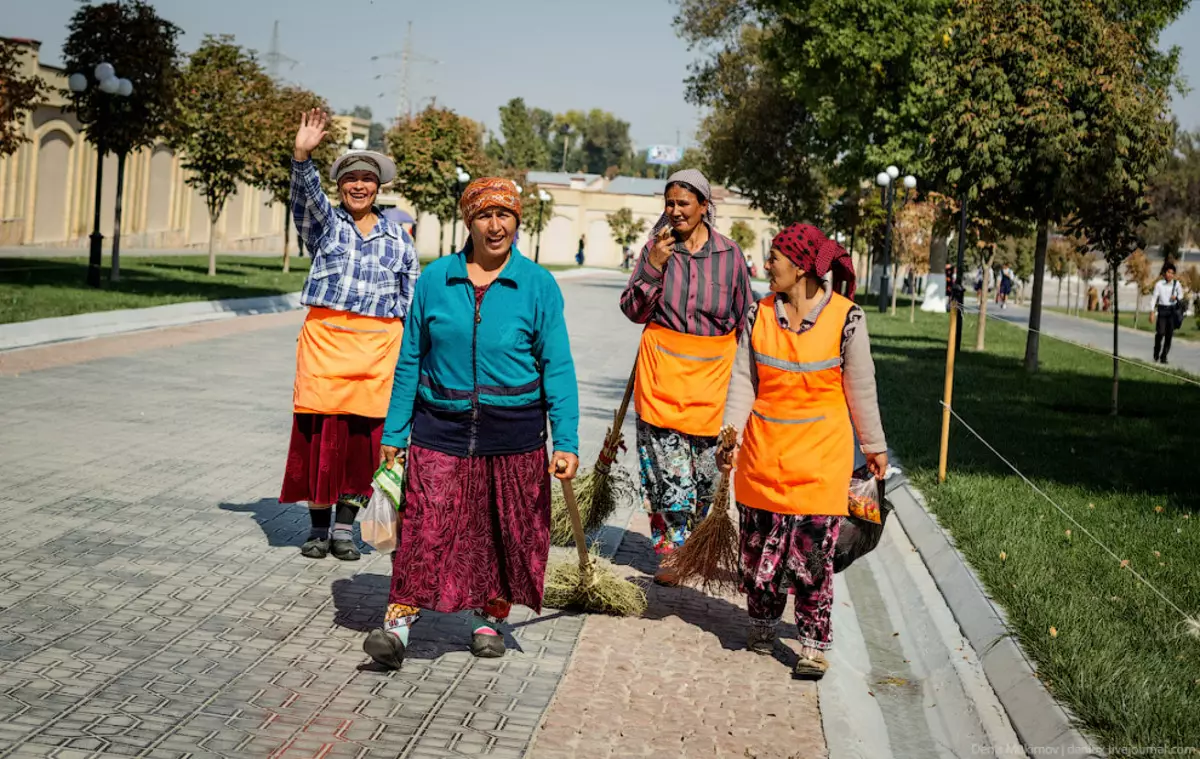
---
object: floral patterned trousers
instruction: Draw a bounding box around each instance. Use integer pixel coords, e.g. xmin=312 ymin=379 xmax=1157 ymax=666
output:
xmin=739 ymin=504 xmax=840 ymax=651
xmin=636 ymin=419 xmax=719 ymax=555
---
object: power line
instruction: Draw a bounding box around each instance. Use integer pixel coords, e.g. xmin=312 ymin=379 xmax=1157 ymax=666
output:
xmin=370 ymin=21 xmax=439 ymax=125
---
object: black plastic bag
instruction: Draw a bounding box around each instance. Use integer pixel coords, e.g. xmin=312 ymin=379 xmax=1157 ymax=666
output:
xmin=833 ymin=467 xmax=892 ymax=574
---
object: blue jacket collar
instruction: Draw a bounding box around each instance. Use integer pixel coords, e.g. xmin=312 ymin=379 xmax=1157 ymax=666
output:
xmin=445 ymin=243 xmax=524 ymax=286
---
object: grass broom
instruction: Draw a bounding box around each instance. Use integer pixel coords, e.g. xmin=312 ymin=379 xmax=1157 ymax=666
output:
xmin=550 ymin=361 xmax=639 ymax=545
xmin=543 ymin=466 xmax=647 ymax=617
xmin=660 ymin=425 xmax=741 ymax=594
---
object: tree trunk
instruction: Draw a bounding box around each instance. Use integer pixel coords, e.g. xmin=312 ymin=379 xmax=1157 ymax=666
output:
xmin=1024 ymin=220 xmax=1049 ymax=373
xmin=975 ymin=262 xmax=990 ymax=351
xmin=282 ymin=207 xmax=291 ymax=274
xmin=1111 ymin=265 xmax=1120 ymax=416
xmin=890 ymin=261 xmax=900 ymax=316
xmin=111 ymin=151 xmax=127 ymax=283
xmin=1056 ymin=277 xmax=1062 ymax=306
xmin=1066 ymin=273 xmax=1073 ymax=316
xmin=208 ymin=214 xmax=218 ymax=277
xmin=910 ymin=275 xmax=917 ymax=323
xmin=439 ymin=222 xmax=445 ymax=258
xmin=1133 ymin=291 xmax=1141 ymax=329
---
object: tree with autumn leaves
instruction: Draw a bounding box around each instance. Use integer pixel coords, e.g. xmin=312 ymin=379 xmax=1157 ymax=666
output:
xmin=0 ymin=39 xmax=48 ymax=159
xmin=388 ymin=106 xmax=490 ymax=255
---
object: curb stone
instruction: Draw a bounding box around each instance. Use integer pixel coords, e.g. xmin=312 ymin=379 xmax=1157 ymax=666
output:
xmin=0 ymin=268 xmax=629 ymax=353
xmin=885 ymin=471 xmax=1105 ymax=759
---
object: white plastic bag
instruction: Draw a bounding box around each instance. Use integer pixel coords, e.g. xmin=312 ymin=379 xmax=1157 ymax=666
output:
xmin=356 ymin=484 xmax=398 ymax=553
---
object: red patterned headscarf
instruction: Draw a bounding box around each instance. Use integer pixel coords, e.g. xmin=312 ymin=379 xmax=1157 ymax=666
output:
xmin=459 ymin=177 xmax=522 ymax=225
xmin=772 ymin=223 xmax=857 ymax=299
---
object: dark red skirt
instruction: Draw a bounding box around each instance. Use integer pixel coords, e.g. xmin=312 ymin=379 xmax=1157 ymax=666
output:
xmin=279 ymin=413 xmax=383 ymax=505
xmin=388 ymin=445 xmax=551 ymax=614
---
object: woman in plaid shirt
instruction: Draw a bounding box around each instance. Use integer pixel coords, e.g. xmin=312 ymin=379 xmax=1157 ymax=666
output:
xmin=278 ymin=109 xmax=421 ymax=561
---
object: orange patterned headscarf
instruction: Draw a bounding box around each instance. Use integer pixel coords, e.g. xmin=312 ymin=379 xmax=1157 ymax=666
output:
xmin=459 ymin=177 xmax=522 ymax=225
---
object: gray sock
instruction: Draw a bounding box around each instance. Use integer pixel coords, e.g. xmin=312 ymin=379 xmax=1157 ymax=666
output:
xmin=331 ymin=523 xmax=354 ymax=542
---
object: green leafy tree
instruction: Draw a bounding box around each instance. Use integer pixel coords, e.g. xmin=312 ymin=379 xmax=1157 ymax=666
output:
xmin=1145 ymin=129 xmax=1200 ymax=257
xmin=684 ymin=24 xmax=831 ymax=225
xmin=1123 ymin=249 xmax=1156 ymax=328
xmin=1047 ymin=236 xmax=1073 ymax=306
xmin=63 ymin=0 xmax=181 ymax=281
xmin=729 ymin=220 xmax=756 ymax=253
xmin=487 ymin=98 xmax=550 ymax=172
xmin=606 ymin=208 xmax=648 ymax=250
xmin=250 ymin=85 xmax=343 ymax=273
xmin=0 ymin=40 xmax=48 ymax=158
xmin=388 ymin=105 xmax=491 ymax=255
xmin=169 ymin=35 xmax=272 ymax=276
xmin=520 ymin=183 xmax=555 ymax=239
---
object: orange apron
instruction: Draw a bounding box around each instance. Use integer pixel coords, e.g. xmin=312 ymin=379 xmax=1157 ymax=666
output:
xmin=734 ymin=294 xmax=855 ymax=516
xmin=634 ymin=322 xmax=737 ymax=438
xmin=293 ymin=307 xmax=404 ymax=419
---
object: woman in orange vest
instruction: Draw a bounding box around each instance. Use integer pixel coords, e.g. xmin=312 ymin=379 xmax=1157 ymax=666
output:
xmin=279 ymin=109 xmax=420 ymax=561
xmin=620 ymin=169 xmax=754 ymax=583
xmin=718 ymin=223 xmax=888 ymax=680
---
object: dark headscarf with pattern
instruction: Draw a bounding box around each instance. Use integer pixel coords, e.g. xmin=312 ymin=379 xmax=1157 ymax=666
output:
xmin=772 ymin=223 xmax=857 ymax=299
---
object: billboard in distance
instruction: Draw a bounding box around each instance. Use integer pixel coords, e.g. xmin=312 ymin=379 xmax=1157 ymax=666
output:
xmin=646 ymin=145 xmax=683 ymax=166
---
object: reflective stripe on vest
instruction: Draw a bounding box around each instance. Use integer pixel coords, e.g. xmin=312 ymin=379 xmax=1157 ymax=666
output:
xmin=634 ymin=322 xmax=737 ymax=437
xmin=734 ymin=293 xmax=855 ymax=516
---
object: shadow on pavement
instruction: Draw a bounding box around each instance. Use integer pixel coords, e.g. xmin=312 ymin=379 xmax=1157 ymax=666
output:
xmin=607 ymin=528 xmax=800 ymax=667
xmin=219 ymin=497 xmax=306 ymax=548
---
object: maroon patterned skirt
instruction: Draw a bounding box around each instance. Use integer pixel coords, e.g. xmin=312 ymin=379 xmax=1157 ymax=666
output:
xmin=279 ymin=413 xmax=383 ymax=505
xmin=388 ymin=445 xmax=552 ymax=614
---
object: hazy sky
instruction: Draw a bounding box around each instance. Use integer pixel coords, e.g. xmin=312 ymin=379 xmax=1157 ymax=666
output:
xmin=5 ymin=0 xmax=1199 ymax=148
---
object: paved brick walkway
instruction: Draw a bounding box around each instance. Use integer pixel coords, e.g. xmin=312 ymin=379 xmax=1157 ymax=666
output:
xmin=528 ymin=513 xmax=826 ymax=759
xmin=0 ymin=274 xmax=655 ymax=759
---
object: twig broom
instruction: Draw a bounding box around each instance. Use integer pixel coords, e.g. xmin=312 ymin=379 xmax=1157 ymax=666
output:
xmin=543 ymin=468 xmax=647 ymax=617
xmin=660 ymin=425 xmax=740 ymax=594
xmin=550 ymin=361 xmax=639 ymax=545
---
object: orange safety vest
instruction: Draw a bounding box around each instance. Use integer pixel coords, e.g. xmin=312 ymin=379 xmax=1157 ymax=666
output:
xmin=634 ymin=322 xmax=738 ymax=438
xmin=293 ymin=307 xmax=404 ymax=419
xmin=734 ymin=293 xmax=855 ymax=516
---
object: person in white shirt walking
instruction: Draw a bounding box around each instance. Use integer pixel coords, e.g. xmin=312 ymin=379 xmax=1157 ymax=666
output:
xmin=1150 ymin=262 xmax=1183 ymax=364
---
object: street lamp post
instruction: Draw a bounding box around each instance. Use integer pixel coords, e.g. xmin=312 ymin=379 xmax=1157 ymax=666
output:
xmin=875 ymin=166 xmax=916 ymax=312
xmin=448 ymin=166 xmax=470 ymax=256
xmin=69 ymin=63 xmax=131 ymax=288
xmin=534 ymin=190 xmax=550 ymax=263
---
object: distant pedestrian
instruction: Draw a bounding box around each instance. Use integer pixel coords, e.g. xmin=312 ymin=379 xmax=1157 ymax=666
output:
xmin=745 ymin=253 xmax=758 ymax=279
xmin=1102 ymin=285 xmax=1113 ymax=312
xmin=1087 ymin=285 xmax=1099 ymax=312
xmin=1150 ymin=262 xmax=1183 ymax=364
xmin=280 ymin=109 xmax=420 ymax=562
xmin=997 ymin=266 xmax=1014 ymax=309
xmin=622 ymin=244 xmax=633 ymax=270
xmin=576 ymin=235 xmax=586 ymax=266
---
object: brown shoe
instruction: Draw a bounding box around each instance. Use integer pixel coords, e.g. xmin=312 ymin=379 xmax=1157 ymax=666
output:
xmin=470 ymin=633 xmax=506 ymax=658
xmin=792 ymin=654 xmax=829 ymax=680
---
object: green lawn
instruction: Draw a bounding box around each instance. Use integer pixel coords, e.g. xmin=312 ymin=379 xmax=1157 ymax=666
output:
xmin=865 ymin=301 xmax=1200 ymax=750
xmin=1048 ymin=305 xmax=1200 ymax=342
xmin=1 ymin=255 xmax=588 ymax=325
xmin=0 ymin=256 xmax=311 ymax=325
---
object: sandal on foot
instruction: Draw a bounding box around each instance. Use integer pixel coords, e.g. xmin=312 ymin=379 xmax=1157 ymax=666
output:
xmin=330 ymin=538 xmax=361 ymax=561
xmin=747 ymin=627 xmax=777 ymax=656
xmin=300 ymin=537 xmax=329 ymax=559
xmin=470 ymin=633 xmax=506 ymax=658
xmin=792 ymin=655 xmax=829 ymax=680
xmin=363 ymin=629 xmax=406 ymax=669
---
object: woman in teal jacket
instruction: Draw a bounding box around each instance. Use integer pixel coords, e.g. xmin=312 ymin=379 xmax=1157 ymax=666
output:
xmin=363 ymin=177 xmax=580 ymax=669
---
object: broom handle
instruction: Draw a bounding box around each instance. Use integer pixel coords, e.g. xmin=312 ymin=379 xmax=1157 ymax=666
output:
xmin=609 ymin=360 xmax=638 ymax=444
xmin=561 ymin=479 xmax=591 ymax=568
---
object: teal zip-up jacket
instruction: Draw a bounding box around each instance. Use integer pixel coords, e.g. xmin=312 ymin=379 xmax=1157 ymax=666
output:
xmin=382 ymin=247 xmax=579 ymax=457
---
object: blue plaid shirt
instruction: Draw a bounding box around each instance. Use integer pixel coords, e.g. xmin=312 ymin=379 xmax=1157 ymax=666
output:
xmin=291 ymin=159 xmax=420 ymax=320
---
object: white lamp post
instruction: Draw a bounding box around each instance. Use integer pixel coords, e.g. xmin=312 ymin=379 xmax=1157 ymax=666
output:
xmin=449 ymin=167 xmax=471 ymax=255
xmin=535 ymin=189 xmax=551 ymax=263
xmin=69 ymin=62 xmax=132 ymax=287
xmin=875 ymin=167 xmax=918 ymax=312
